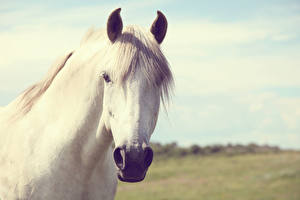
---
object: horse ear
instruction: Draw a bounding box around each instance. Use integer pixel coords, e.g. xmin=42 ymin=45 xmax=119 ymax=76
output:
xmin=150 ymin=11 xmax=168 ymax=44
xmin=107 ymin=8 xmax=123 ymax=42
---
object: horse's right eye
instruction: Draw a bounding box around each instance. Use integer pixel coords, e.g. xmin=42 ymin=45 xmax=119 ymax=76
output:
xmin=102 ymin=73 xmax=111 ymax=83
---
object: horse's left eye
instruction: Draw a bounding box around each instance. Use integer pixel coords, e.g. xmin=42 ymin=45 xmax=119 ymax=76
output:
xmin=102 ymin=73 xmax=111 ymax=83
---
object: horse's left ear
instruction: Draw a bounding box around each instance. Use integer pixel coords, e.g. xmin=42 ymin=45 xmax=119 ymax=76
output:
xmin=150 ymin=11 xmax=168 ymax=44
xmin=107 ymin=8 xmax=123 ymax=42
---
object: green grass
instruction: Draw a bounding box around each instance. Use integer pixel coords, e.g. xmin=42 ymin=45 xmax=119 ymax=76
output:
xmin=115 ymin=152 xmax=300 ymax=200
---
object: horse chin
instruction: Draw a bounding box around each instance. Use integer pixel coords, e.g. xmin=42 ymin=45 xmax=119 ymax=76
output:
xmin=117 ymin=170 xmax=146 ymax=183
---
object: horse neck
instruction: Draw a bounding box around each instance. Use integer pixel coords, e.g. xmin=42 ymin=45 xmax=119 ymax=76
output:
xmin=25 ymin=49 xmax=112 ymax=166
xmin=37 ymin=52 xmax=102 ymax=129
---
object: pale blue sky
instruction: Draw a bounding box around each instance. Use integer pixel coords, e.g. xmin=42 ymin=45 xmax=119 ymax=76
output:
xmin=1 ymin=0 xmax=300 ymax=149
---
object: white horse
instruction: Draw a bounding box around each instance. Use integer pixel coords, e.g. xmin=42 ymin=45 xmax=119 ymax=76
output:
xmin=0 ymin=8 xmax=173 ymax=200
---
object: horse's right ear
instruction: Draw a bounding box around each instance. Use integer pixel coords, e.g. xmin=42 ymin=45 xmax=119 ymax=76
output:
xmin=107 ymin=8 xmax=123 ymax=42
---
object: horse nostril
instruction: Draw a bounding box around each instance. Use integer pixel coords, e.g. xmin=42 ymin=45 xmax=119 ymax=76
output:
xmin=143 ymin=147 xmax=153 ymax=168
xmin=113 ymin=147 xmax=125 ymax=170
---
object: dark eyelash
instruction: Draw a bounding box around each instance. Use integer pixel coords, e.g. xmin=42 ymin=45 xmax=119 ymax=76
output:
xmin=102 ymin=73 xmax=111 ymax=83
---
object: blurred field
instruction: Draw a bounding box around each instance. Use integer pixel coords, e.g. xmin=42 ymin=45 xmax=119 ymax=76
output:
xmin=115 ymin=152 xmax=300 ymax=200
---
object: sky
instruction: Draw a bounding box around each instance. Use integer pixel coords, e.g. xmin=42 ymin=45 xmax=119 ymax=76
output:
xmin=0 ymin=0 xmax=300 ymax=149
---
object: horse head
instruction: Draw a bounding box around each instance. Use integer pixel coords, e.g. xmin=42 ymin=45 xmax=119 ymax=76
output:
xmin=101 ymin=8 xmax=172 ymax=182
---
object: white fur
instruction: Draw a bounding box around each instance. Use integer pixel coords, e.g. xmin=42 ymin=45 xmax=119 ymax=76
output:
xmin=0 ymin=26 xmax=173 ymax=200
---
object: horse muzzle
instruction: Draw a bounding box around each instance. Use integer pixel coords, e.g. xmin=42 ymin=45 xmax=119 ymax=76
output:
xmin=113 ymin=146 xmax=153 ymax=183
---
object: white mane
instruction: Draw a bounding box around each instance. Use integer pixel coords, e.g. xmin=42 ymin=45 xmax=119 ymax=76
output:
xmin=14 ymin=26 xmax=173 ymax=117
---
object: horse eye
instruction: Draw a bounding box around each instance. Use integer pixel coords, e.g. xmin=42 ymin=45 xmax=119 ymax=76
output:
xmin=102 ymin=73 xmax=111 ymax=83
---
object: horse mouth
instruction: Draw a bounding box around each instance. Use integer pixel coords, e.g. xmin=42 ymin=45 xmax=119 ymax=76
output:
xmin=117 ymin=170 xmax=146 ymax=183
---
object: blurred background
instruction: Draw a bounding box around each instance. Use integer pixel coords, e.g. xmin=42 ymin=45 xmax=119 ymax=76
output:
xmin=1 ymin=0 xmax=299 ymax=199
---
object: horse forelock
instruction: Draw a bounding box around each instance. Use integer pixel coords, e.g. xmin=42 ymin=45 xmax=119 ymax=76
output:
xmin=104 ymin=26 xmax=174 ymax=106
